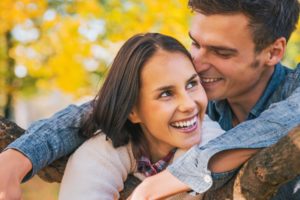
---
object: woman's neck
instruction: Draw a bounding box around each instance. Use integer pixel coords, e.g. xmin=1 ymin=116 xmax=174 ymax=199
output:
xmin=139 ymin=125 xmax=175 ymax=162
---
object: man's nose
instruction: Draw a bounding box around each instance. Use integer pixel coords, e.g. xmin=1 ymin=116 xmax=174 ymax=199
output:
xmin=192 ymin=49 xmax=210 ymax=73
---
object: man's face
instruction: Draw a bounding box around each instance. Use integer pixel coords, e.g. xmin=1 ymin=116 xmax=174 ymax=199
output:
xmin=189 ymin=12 xmax=273 ymax=102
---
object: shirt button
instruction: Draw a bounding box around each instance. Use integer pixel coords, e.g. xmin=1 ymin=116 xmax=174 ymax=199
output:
xmin=204 ymin=175 xmax=212 ymax=183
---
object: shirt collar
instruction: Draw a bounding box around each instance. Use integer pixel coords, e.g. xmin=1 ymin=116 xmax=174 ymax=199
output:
xmin=211 ymin=63 xmax=287 ymax=130
xmin=137 ymin=148 xmax=177 ymax=177
xmin=249 ymin=63 xmax=286 ymax=118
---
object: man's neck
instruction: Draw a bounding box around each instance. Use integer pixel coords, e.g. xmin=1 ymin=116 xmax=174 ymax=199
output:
xmin=228 ymin=67 xmax=275 ymax=126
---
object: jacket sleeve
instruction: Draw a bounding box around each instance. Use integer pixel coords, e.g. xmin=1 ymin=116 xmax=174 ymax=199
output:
xmin=6 ymin=101 xmax=92 ymax=181
xmin=58 ymin=134 xmax=133 ymax=200
xmin=168 ymin=86 xmax=300 ymax=193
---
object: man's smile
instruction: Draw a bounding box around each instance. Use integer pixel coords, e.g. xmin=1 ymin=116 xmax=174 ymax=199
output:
xmin=200 ymin=77 xmax=223 ymax=84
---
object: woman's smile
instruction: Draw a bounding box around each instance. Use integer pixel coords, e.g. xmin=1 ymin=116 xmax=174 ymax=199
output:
xmin=170 ymin=115 xmax=199 ymax=133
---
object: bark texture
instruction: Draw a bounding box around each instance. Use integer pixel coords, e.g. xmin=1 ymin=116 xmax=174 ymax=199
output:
xmin=1 ymin=116 xmax=299 ymax=199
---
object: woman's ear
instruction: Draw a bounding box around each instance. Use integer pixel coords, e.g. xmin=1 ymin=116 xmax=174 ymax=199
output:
xmin=128 ymin=107 xmax=141 ymax=124
xmin=265 ymin=37 xmax=286 ymax=66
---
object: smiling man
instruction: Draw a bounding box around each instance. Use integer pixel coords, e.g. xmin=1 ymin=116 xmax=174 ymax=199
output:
xmin=1 ymin=0 xmax=300 ymax=199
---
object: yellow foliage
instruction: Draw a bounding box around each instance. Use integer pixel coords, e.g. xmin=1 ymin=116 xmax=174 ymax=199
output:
xmin=11 ymin=16 xmax=93 ymax=94
xmin=6 ymin=0 xmax=192 ymax=96
xmin=0 ymin=0 xmax=47 ymax=34
xmin=67 ymin=0 xmax=104 ymax=18
xmin=101 ymin=0 xmax=190 ymax=45
xmin=292 ymin=20 xmax=300 ymax=42
xmin=285 ymin=19 xmax=300 ymax=66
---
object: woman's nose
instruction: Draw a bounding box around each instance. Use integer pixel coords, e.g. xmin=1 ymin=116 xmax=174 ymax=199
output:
xmin=177 ymin=93 xmax=197 ymax=113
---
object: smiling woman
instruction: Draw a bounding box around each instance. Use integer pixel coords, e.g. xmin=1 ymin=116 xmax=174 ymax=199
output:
xmin=58 ymin=33 xmax=224 ymax=200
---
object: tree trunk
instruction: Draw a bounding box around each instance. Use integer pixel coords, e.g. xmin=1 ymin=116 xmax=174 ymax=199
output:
xmin=1 ymin=116 xmax=299 ymax=199
xmin=2 ymin=31 xmax=15 ymax=119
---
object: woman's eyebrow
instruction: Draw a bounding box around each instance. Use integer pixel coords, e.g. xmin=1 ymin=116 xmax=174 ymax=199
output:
xmin=153 ymin=74 xmax=198 ymax=93
xmin=187 ymin=74 xmax=198 ymax=84
xmin=154 ymin=85 xmax=173 ymax=93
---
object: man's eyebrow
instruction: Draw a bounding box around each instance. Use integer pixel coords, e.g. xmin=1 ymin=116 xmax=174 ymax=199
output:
xmin=208 ymin=46 xmax=238 ymax=55
xmin=188 ymin=32 xmax=238 ymax=54
xmin=188 ymin=32 xmax=197 ymax=43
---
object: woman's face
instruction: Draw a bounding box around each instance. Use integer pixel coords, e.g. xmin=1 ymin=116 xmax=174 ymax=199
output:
xmin=129 ymin=50 xmax=208 ymax=160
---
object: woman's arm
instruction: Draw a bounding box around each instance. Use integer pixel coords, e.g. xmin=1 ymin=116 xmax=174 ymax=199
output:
xmin=129 ymin=170 xmax=190 ymax=200
xmin=59 ymin=134 xmax=133 ymax=200
xmin=129 ymin=149 xmax=259 ymax=200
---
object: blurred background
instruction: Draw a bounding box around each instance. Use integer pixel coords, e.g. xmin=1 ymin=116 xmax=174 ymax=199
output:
xmin=0 ymin=0 xmax=299 ymax=199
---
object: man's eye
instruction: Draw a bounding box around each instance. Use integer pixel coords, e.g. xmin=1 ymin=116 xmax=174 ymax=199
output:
xmin=191 ymin=41 xmax=200 ymax=48
xmin=215 ymin=50 xmax=232 ymax=58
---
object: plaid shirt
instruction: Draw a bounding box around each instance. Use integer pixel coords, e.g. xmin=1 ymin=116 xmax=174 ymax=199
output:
xmin=137 ymin=148 xmax=177 ymax=177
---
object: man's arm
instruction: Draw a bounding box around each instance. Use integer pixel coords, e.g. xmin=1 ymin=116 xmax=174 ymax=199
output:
xmin=167 ymin=86 xmax=300 ymax=193
xmin=0 ymin=149 xmax=32 ymax=200
xmin=129 ymin=170 xmax=190 ymax=200
xmin=2 ymin=101 xmax=92 ymax=181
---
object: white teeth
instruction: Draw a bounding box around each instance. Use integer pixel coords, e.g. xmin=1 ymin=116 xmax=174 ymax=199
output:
xmin=171 ymin=116 xmax=197 ymax=128
xmin=201 ymin=77 xmax=221 ymax=83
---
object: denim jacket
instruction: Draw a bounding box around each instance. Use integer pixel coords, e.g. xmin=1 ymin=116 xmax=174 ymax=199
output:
xmin=7 ymin=63 xmax=300 ymax=189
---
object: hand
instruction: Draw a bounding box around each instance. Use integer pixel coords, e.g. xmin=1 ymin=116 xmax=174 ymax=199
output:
xmin=126 ymin=183 xmax=148 ymax=200
xmin=0 ymin=149 xmax=32 ymax=200
xmin=129 ymin=170 xmax=190 ymax=200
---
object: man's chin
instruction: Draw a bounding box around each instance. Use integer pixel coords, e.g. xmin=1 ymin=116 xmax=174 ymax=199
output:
xmin=206 ymin=93 xmax=225 ymax=101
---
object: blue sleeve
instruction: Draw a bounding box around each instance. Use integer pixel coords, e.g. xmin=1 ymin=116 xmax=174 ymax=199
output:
xmin=167 ymin=86 xmax=300 ymax=193
xmin=6 ymin=101 xmax=92 ymax=181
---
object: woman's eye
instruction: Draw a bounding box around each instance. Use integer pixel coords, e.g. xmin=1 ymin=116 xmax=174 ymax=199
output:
xmin=160 ymin=90 xmax=172 ymax=98
xmin=186 ymin=80 xmax=198 ymax=89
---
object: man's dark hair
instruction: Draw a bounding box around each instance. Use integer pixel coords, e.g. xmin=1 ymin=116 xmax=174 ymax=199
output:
xmin=80 ymin=33 xmax=192 ymax=159
xmin=188 ymin=0 xmax=300 ymax=52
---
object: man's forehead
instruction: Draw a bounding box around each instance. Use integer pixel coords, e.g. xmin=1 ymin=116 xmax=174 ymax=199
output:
xmin=189 ymin=12 xmax=251 ymax=41
xmin=190 ymin=11 xmax=250 ymax=27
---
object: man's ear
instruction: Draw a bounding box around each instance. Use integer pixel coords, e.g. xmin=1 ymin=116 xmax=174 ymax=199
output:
xmin=128 ymin=107 xmax=141 ymax=124
xmin=265 ymin=37 xmax=286 ymax=66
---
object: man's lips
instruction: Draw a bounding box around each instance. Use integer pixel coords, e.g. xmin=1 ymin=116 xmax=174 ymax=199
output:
xmin=200 ymin=77 xmax=223 ymax=83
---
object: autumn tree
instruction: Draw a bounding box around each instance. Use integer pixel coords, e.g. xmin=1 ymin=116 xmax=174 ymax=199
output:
xmin=0 ymin=0 xmax=191 ymax=119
